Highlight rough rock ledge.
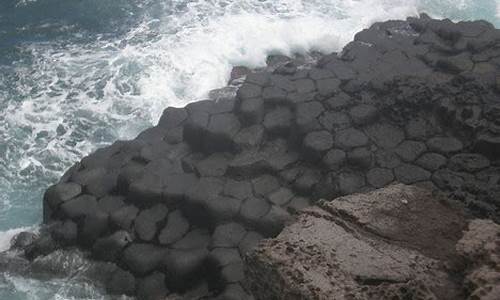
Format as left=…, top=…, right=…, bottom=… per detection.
left=2, top=13, right=500, bottom=299
left=246, top=184, right=500, bottom=300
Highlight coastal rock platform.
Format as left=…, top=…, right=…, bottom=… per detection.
left=246, top=184, right=500, bottom=300
left=4, top=14, right=500, bottom=299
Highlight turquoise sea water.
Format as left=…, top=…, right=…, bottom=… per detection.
left=0, top=0, right=499, bottom=299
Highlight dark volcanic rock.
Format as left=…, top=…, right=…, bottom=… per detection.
left=337, top=172, right=366, bottom=195
left=335, top=128, right=369, bottom=149
left=135, top=204, right=168, bottom=242
left=394, top=163, right=431, bottom=184
left=107, top=268, right=136, bottom=296
left=205, top=113, right=241, bottom=152
left=263, top=107, right=293, bottom=135
left=44, top=182, right=82, bottom=209
left=137, top=272, right=169, bottom=300
left=302, top=131, right=334, bottom=160
left=367, top=168, right=394, bottom=188
left=347, top=147, right=372, bottom=169
left=60, top=194, right=99, bottom=219
left=110, top=205, right=139, bottom=231
left=416, top=152, right=448, bottom=171
left=158, top=210, right=190, bottom=245
left=122, top=243, right=167, bottom=275
left=323, top=148, right=346, bottom=169
left=93, top=230, right=132, bottom=262
left=164, top=248, right=209, bottom=290
left=366, top=123, right=405, bottom=149
left=395, top=140, right=427, bottom=162
left=32, top=15, right=500, bottom=299
left=349, top=104, right=378, bottom=125
left=427, top=137, right=464, bottom=154
left=449, top=153, right=490, bottom=172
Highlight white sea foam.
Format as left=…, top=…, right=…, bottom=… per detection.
left=0, top=226, right=36, bottom=252
left=1, top=273, right=110, bottom=300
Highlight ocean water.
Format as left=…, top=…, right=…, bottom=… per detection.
left=0, top=0, right=499, bottom=299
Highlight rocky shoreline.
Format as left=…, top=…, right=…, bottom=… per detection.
left=2, top=14, right=500, bottom=299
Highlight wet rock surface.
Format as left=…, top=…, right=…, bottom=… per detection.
left=245, top=185, right=500, bottom=300
left=4, top=15, right=500, bottom=299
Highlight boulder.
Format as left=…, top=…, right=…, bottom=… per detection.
left=98, top=196, right=125, bottom=214
left=237, top=83, right=262, bottom=100
left=267, top=187, right=294, bottom=207
left=263, top=107, right=293, bottom=135
left=238, top=98, right=264, bottom=125
left=195, top=153, right=230, bottom=177
left=394, top=164, right=431, bottom=184
left=122, top=243, right=167, bottom=275
left=10, top=231, right=38, bottom=250
left=427, top=137, right=464, bottom=154
left=349, top=104, right=378, bottom=125
left=366, top=168, right=394, bottom=188
left=337, top=172, right=366, bottom=195
left=51, top=220, right=78, bottom=245
left=158, top=107, right=188, bottom=129
left=233, top=125, right=264, bottom=149
left=475, top=134, right=500, bottom=159
left=335, top=128, right=369, bottom=149
left=110, top=205, right=139, bottom=231
left=205, top=113, right=241, bottom=152
left=135, top=204, right=168, bottom=242
left=44, top=182, right=82, bottom=209
left=237, top=231, right=263, bottom=256
left=449, top=153, right=490, bottom=172
left=302, top=131, right=334, bottom=160
left=158, top=210, right=190, bottom=245
left=316, top=77, right=341, bottom=96
left=211, top=223, right=247, bottom=248
left=164, top=248, right=209, bottom=291
left=347, top=147, right=372, bottom=169
left=416, top=152, right=447, bottom=171
left=106, top=268, right=136, bottom=296
left=323, top=148, right=346, bottom=169
left=319, top=111, right=351, bottom=130
left=80, top=211, right=109, bottom=245
left=60, top=194, right=99, bottom=219
left=93, top=230, right=133, bottom=262
left=240, top=197, right=271, bottom=227
left=295, top=101, right=324, bottom=133
left=171, top=229, right=211, bottom=250
left=294, top=79, right=316, bottom=94
left=262, top=86, right=287, bottom=104
left=365, top=123, right=405, bottom=149
left=137, top=272, right=169, bottom=300
left=395, top=140, right=427, bottom=162
left=251, top=175, right=280, bottom=197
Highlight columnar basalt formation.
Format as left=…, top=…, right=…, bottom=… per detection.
left=14, top=14, right=500, bottom=299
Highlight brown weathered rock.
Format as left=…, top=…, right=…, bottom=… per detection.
left=245, top=184, right=468, bottom=300
left=456, top=219, right=500, bottom=300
